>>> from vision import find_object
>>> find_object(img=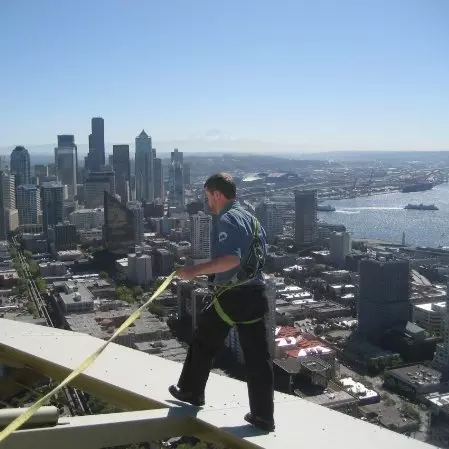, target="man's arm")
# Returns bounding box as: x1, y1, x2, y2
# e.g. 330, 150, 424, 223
176, 255, 240, 281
